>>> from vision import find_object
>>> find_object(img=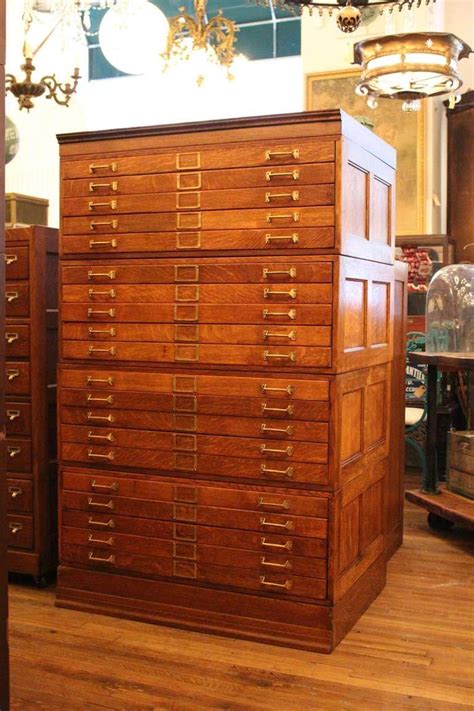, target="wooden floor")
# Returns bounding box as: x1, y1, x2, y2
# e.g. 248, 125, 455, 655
7, 491, 474, 711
